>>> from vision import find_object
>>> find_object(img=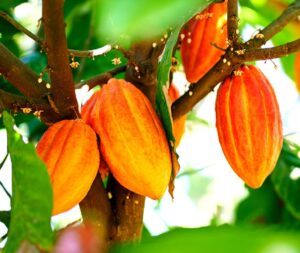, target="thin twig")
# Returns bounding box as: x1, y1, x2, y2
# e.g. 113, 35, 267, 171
0, 181, 11, 199
0, 11, 43, 44
0, 11, 112, 58
176, 167, 206, 179
75, 65, 126, 89
172, 1, 300, 120
0, 153, 8, 170
245, 1, 300, 49
242, 38, 300, 61
1, 233, 8, 242
69, 45, 112, 58
0, 43, 48, 98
